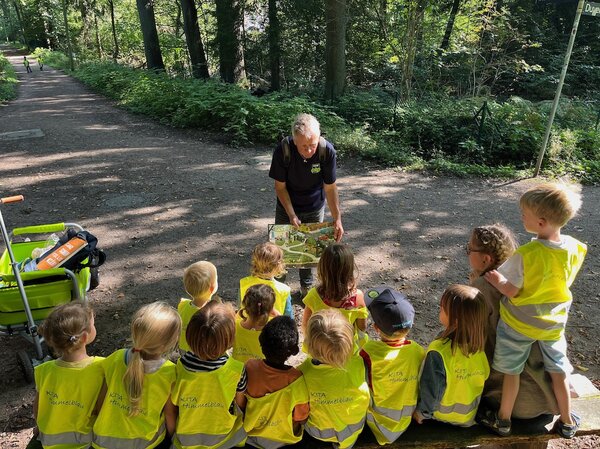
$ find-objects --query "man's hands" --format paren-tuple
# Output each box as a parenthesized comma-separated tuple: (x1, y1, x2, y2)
(333, 218, 344, 242)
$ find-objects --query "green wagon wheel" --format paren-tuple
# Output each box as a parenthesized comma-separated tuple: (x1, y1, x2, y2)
(16, 350, 35, 383)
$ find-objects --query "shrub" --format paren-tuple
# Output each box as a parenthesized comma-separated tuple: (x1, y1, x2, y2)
(0, 54, 18, 102)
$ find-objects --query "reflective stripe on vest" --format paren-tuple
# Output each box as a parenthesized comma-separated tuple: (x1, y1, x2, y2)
(428, 339, 489, 427)
(370, 403, 415, 422)
(366, 413, 403, 444)
(246, 435, 286, 449)
(240, 276, 290, 316)
(93, 423, 165, 449)
(175, 425, 246, 448)
(500, 237, 586, 340)
(304, 418, 365, 444)
(39, 430, 93, 447)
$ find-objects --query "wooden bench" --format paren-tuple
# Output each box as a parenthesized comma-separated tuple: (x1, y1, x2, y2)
(288, 396, 600, 449)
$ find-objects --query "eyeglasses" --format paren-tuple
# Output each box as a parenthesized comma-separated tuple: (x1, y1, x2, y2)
(465, 243, 485, 255)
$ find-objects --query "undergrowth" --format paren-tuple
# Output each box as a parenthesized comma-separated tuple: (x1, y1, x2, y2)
(36, 50, 600, 184)
(0, 54, 18, 103)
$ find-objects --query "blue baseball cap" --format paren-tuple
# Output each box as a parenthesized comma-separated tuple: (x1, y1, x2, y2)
(364, 287, 414, 336)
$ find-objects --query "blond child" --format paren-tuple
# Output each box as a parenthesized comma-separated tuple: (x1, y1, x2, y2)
(302, 244, 368, 347)
(467, 225, 558, 419)
(240, 242, 292, 317)
(360, 287, 425, 444)
(243, 316, 309, 449)
(413, 284, 489, 427)
(32, 301, 103, 449)
(93, 302, 181, 449)
(169, 301, 247, 449)
(232, 284, 277, 363)
(299, 309, 370, 449)
(178, 261, 218, 352)
(481, 183, 587, 438)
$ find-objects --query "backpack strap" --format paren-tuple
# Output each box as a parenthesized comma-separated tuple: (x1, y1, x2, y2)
(282, 136, 329, 167)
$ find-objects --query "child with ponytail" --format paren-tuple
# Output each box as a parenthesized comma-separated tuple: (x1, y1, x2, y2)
(232, 284, 277, 363)
(93, 302, 181, 449)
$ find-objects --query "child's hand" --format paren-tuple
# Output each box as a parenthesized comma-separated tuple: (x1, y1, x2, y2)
(412, 410, 424, 424)
(483, 270, 505, 288)
(270, 308, 281, 317)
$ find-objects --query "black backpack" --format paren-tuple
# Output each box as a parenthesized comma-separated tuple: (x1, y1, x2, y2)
(281, 136, 329, 167)
(40, 229, 106, 290)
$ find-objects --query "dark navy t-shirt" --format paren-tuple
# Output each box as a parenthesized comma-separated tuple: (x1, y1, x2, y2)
(268, 137, 337, 213)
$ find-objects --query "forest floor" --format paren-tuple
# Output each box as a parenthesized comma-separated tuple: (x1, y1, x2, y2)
(1, 47, 599, 448)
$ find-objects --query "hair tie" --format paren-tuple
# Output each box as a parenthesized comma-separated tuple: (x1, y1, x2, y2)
(132, 348, 141, 353)
(69, 335, 77, 343)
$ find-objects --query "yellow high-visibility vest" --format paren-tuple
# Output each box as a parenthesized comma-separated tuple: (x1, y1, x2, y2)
(428, 339, 489, 427)
(362, 340, 424, 444)
(93, 349, 175, 449)
(171, 357, 246, 449)
(178, 298, 200, 353)
(299, 355, 369, 449)
(239, 276, 290, 316)
(243, 376, 309, 448)
(500, 236, 587, 340)
(34, 357, 104, 449)
(232, 316, 264, 363)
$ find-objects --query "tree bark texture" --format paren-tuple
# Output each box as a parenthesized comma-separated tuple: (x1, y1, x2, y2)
(108, 0, 119, 60)
(402, 0, 426, 99)
(135, 0, 165, 72)
(440, 0, 460, 51)
(215, 0, 246, 83)
(180, 0, 209, 78)
(324, 0, 347, 101)
(0, 0, 18, 41)
(267, 0, 280, 90)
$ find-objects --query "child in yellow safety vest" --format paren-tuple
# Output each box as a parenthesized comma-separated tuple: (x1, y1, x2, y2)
(302, 243, 368, 350)
(480, 183, 587, 439)
(360, 287, 425, 444)
(413, 284, 489, 427)
(243, 316, 310, 449)
(232, 284, 278, 363)
(93, 302, 181, 449)
(32, 301, 103, 449)
(300, 309, 370, 449)
(239, 242, 292, 317)
(169, 301, 248, 449)
(178, 260, 218, 353)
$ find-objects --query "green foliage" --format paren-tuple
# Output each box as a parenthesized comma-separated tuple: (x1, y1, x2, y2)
(0, 54, 18, 102)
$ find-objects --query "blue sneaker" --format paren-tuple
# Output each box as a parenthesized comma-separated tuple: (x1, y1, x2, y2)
(554, 412, 581, 439)
(479, 409, 512, 437)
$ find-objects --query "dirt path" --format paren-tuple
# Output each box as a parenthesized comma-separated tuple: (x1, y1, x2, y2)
(1, 49, 599, 447)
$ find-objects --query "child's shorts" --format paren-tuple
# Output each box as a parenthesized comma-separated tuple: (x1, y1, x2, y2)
(492, 318, 573, 375)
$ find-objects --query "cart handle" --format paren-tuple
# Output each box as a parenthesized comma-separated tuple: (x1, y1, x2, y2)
(0, 195, 24, 204)
(13, 223, 67, 236)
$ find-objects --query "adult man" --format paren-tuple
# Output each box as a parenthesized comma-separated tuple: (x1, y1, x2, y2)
(268, 113, 344, 293)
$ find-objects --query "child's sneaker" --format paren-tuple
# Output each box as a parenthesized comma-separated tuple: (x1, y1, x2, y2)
(554, 412, 581, 439)
(479, 409, 512, 436)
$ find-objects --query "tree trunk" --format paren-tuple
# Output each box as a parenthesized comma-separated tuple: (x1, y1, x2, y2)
(61, 0, 75, 70)
(108, 0, 119, 61)
(267, 0, 280, 90)
(324, 0, 347, 101)
(11, 0, 27, 48)
(215, 0, 246, 83)
(0, 0, 18, 41)
(440, 0, 461, 51)
(401, 0, 426, 99)
(94, 12, 102, 59)
(180, 0, 209, 78)
(135, 0, 165, 72)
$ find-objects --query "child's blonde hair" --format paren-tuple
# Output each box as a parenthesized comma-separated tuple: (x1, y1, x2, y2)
(184, 261, 217, 299)
(40, 301, 94, 357)
(317, 244, 357, 302)
(124, 302, 181, 416)
(305, 309, 353, 368)
(519, 182, 582, 227)
(251, 242, 285, 279)
(470, 224, 517, 270)
(439, 284, 487, 356)
(186, 301, 236, 360)
(240, 284, 276, 326)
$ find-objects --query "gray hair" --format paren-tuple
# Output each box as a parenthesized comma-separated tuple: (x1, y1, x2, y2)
(291, 113, 320, 139)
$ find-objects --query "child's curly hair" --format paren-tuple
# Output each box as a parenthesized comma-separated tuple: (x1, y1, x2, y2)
(470, 224, 517, 270)
(251, 242, 286, 279)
